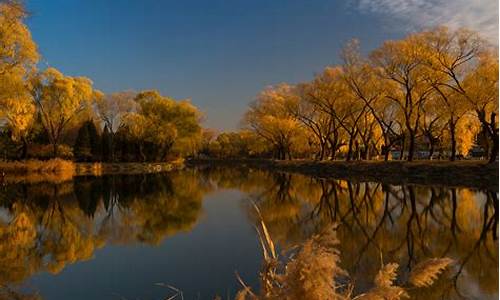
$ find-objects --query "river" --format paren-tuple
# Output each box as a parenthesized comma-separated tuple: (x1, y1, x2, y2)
(0, 166, 497, 299)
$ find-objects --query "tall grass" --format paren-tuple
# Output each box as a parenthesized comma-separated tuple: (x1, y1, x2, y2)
(235, 205, 454, 300)
(0, 159, 75, 175)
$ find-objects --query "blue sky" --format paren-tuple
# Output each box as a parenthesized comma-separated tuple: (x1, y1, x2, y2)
(25, 0, 498, 130)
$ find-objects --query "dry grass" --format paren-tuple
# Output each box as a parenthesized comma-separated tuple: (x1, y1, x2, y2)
(408, 258, 455, 288)
(0, 159, 75, 175)
(3, 172, 75, 184)
(236, 206, 454, 300)
(76, 159, 184, 176)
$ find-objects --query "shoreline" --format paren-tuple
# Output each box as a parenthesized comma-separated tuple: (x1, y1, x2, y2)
(187, 158, 499, 191)
(0, 159, 184, 184)
(75, 161, 184, 176)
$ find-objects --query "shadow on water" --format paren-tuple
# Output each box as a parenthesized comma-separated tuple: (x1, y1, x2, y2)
(0, 166, 497, 299)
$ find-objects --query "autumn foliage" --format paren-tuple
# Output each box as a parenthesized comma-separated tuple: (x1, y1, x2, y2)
(0, 2, 202, 163)
(206, 28, 498, 163)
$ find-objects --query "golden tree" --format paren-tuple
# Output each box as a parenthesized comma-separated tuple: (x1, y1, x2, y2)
(244, 84, 303, 160)
(31, 68, 98, 157)
(0, 1, 39, 158)
(370, 33, 435, 161)
(462, 51, 499, 162)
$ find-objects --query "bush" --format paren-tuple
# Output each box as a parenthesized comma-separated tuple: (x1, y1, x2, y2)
(27, 144, 74, 160)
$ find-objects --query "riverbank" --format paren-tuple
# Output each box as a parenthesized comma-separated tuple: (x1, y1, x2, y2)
(75, 160, 184, 175)
(0, 159, 75, 175)
(0, 159, 184, 183)
(187, 158, 498, 190)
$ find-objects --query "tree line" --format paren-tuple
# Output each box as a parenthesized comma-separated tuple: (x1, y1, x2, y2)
(0, 1, 202, 162)
(202, 27, 498, 163)
(1, 2, 497, 163)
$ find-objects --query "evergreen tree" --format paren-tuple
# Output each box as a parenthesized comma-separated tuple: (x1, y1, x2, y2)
(85, 120, 102, 161)
(102, 125, 113, 162)
(74, 123, 92, 162)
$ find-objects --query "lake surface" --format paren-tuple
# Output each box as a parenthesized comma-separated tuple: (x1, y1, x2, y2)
(0, 166, 497, 299)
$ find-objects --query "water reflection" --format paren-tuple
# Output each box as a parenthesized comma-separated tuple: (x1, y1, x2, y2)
(0, 171, 209, 289)
(198, 166, 498, 299)
(0, 167, 497, 299)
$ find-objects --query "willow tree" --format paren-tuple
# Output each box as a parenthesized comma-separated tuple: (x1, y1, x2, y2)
(0, 1, 37, 76)
(287, 83, 339, 160)
(123, 90, 202, 161)
(244, 84, 302, 160)
(307, 67, 366, 161)
(371, 33, 434, 161)
(0, 1, 39, 158)
(31, 68, 98, 157)
(121, 112, 149, 161)
(422, 27, 484, 160)
(462, 52, 499, 163)
(341, 40, 400, 160)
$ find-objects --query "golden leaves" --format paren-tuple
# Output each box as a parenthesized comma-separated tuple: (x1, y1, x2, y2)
(121, 89, 202, 158)
(0, 1, 38, 73)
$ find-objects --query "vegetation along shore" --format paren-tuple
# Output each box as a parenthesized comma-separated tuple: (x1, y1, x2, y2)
(188, 158, 498, 190)
(0, 1, 497, 179)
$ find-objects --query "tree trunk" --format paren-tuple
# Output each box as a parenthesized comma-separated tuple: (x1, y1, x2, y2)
(20, 137, 28, 159)
(327, 135, 338, 160)
(363, 142, 370, 160)
(399, 135, 405, 161)
(52, 143, 58, 158)
(489, 130, 498, 163)
(346, 136, 354, 162)
(138, 143, 146, 162)
(319, 140, 326, 160)
(383, 145, 390, 161)
(110, 133, 115, 162)
(407, 131, 415, 162)
(449, 120, 457, 161)
(477, 110, 498, 163)
(428, 141, 435, 160)
(488, 112, 498, 163)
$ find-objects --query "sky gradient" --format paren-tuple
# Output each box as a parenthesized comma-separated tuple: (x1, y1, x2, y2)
(25, 0, 498, 130)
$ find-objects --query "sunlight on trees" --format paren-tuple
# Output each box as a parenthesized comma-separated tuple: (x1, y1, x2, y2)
(203, 27, 498, 162)
(30, 67, 98, 157)
(0, 2, 204, 162)
(0, 1, 496, 163)
(121, 90, 202, 161)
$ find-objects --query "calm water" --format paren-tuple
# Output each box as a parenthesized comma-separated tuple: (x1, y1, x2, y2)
(0, 166, 497, 299)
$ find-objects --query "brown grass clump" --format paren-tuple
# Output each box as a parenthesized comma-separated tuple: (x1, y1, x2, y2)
(0, 159, 75, 183)
(236, 207, 454, 300)
(408, 258, 454, 288)
(355, 262, 409, 300)
(275, 229, 346, 300)
(374, 263, 399, 288)
(0, 159, 75, 174)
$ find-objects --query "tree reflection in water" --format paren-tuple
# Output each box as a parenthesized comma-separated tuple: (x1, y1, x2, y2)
(0, 166, 497, 299)
(199, 166, 498, 299)
(0, 170, 208, 297)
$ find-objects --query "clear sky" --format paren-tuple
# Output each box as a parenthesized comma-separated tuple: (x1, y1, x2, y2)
(25, 0, 498, 130)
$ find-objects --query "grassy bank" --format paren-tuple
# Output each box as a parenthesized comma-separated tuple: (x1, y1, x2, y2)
(0, 159, 76, 184)
(188, 158, 498, 191)
(76, 159, 184, 176)
(0, 159, 184, 184)
(0, 159, 76, 174)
